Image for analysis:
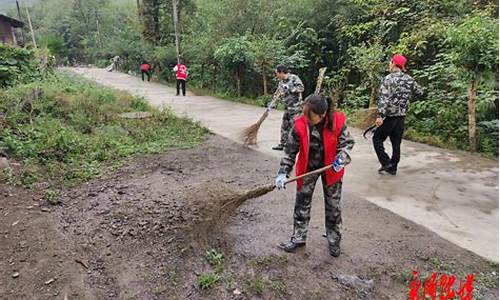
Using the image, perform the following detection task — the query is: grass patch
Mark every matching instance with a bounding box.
[245,276,267,295]
[244,276,288,298]
[205,249,225,274]
[0,71,209,187]
[168,270,177,286]
[45,188,59,205]
[269,278,288,297]
[198,272,220,289]
[249,254,289,268]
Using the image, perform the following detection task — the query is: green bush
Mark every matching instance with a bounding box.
[0,44,45,87]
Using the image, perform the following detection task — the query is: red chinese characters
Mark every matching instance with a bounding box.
[408,270,474,300]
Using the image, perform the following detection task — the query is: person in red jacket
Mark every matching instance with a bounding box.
[275,94,354,257]
[140,61,152,82]
[173,60,188,96]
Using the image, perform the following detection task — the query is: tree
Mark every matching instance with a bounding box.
[447,12,498,152]
[141,0,161,43]
[249,36,285,95]
[214,36,253,97]
[348,39,386,107]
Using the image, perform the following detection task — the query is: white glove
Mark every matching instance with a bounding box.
[275,173,287,189]
[332,157,344,172]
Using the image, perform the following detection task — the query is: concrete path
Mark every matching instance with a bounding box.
[68,67,499,262]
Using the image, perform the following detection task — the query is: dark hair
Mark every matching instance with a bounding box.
[304,94,335,131]
[275,65,288,74]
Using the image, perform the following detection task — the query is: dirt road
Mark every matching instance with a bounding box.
[1,135,498,299]
[69,67,499,262]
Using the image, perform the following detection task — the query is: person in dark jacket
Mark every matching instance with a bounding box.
[373,54,423,175]
[268,65,305,151]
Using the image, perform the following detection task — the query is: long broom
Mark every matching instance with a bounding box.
[239,109,270,146]
[220,164,332,214]
[239,67,328,146]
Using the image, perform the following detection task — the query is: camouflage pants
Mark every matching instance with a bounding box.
[280,108,302,146]
[291,173,343,247]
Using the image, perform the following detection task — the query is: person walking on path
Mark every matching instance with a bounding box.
[107,55,120,72]
[173,60,188,96]
[373,54,423,175]
[268,65,305,151]
[140,61,152,82]
[275,94,354,257]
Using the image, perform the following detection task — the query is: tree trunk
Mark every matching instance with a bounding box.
[261,65,268,95]
[200,64,205,89]
[75,0,90,35]
[152,0,160,43]
[212,65,217,93]
[369,85,378,108]
[467,76,480,152]
[95,9,102,49]
[236,71,241,97]
[136,0,142,17]
[172,0,181,63]
[236,64,244,97]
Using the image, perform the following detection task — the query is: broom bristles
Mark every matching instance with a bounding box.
[239,111,269,146]
[219,183,275,213]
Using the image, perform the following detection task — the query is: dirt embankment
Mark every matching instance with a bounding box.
[1,135,498,299]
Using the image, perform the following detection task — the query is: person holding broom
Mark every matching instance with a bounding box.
[275,94,354,257]
[269,65,305,151]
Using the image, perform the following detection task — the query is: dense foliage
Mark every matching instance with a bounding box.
[13,0,499,155]
[0,44,49,88]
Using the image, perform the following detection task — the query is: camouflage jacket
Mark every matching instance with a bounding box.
[279,121,355,175]
[269,73,305,112]
[377,71,423,118]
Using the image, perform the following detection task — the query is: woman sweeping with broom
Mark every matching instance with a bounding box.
[275,94,355,257]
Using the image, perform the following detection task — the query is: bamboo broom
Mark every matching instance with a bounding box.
[220,164,333,213]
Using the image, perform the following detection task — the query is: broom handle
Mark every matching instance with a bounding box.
[285,165,332,184]
[315,67,327,94]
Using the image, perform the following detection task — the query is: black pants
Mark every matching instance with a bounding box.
[141,70,151,81]
[176,79,186,96]
[372,116,405,171]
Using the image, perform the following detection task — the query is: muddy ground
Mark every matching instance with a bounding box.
[1,134,498,299]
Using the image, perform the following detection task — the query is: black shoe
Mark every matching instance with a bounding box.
[278,241,305,253]
[378,164,392,173]
[386,168,397,175]
[272,144,284,151]
[329,244,341,257]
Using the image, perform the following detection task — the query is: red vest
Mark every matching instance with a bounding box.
[140,63,150,72]
[176,64,188,80]
[294,112,347,191]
